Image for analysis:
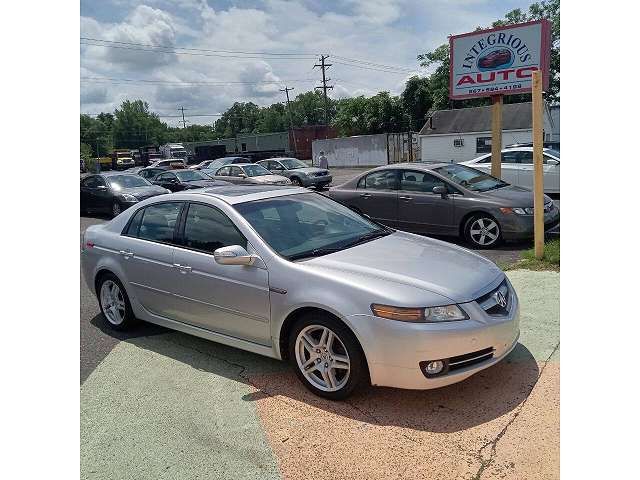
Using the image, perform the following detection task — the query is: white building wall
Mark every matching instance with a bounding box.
[421,130,533,163]
[312,134,388,167]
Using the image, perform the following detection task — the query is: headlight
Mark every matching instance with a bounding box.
[371,304,468,323]
[501,207,533,215]
[120,193,138,202]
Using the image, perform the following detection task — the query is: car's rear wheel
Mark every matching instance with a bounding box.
[97,274,137,331]
[111,201,122,218]
[464,214,502,248]
[288,313,367,400]
[290,177,302,187]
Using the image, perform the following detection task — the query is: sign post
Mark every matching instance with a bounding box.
[532,70,544,259]
[490,95,503,178]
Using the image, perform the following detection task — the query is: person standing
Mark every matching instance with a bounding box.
[318,150,328,169]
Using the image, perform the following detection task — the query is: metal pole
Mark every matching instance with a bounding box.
[532,71,545,259]
[491,95,503,178]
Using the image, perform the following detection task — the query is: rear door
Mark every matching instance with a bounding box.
[349,169,399,227]
[171,202,271,345]
[499,151,521,185]
[396,170,457,234]
[120,202,184,320]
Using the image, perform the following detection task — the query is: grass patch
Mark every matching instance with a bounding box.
[505,238,560,271]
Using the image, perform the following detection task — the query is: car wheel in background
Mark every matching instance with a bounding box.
[290,177,302,187]
[464,214,502,248]
[288,312,368,400]
[97,273,137,331]
[111,201,122,218]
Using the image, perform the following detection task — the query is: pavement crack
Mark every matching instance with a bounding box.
[470,341,560,480]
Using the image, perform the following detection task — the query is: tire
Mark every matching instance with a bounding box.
[464,214,502,248]
[96,273,137,331]
[288,312,368,400]
[290,177,302,187]
[111,201,122,218]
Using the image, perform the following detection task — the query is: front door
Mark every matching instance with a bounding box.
[171,202,271,345]
[349,169,399,227]
[396,170,456,235]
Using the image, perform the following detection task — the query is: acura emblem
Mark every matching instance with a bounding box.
[495,291,507,308]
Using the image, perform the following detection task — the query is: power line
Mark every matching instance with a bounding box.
[80,37,319,57]
[314,55,333,125]
[80,76,317,86]
[332,55,416,73]
[331,60,417,74]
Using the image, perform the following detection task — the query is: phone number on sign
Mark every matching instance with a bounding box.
[466,83,524,94]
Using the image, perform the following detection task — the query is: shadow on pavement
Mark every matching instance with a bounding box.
[90,313,169,341]
[112,328,539,434]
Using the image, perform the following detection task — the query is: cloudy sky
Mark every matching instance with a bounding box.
[80,0,531,126]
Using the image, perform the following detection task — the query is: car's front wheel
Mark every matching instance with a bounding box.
[288,313,368,400]
[97,273,137,331]
[111,201,122,218]
[464,214,502,248]
[290,177,302,187]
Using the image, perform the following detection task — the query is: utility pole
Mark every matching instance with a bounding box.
[179,106,187,128]
[280,86,298,156]
[314,55,333,125]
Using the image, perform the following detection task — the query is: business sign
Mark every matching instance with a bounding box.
[449,20,550,100]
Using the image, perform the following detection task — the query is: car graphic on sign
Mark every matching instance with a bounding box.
[478,48,513,70]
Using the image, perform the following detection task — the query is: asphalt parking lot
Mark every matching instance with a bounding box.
[80,168,560,479]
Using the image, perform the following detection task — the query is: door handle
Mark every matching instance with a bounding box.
[119,250,134,258]
[359,193,371,198]
[173,263,192,273]
[399,196,413,201]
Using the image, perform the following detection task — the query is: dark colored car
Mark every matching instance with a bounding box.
[80,172,171,218]
[478,48,512,69]
[152,169,230,192]
[326,163,559,248]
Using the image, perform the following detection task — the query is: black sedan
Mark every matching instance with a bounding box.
[137,166,169,180]
[80,172,171,218]
[152,169,230,192]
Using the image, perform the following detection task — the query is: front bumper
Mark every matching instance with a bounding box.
[303,175,332,188]
[348,277,520,390]
[500,204,560,240]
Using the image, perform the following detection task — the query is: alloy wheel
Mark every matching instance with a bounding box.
[295,325,351,392]
[100,280,126,325]
[112,202,122,217]
[469,217,500,246]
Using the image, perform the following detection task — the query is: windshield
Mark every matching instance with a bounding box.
[235,193,391,260]
[243,164,271,177]
[176,170,207,182]
[434,164,508,192]
[208,158,232,170]
[545,148,560,159]
[108,175,151,190]
[280,158,307,169]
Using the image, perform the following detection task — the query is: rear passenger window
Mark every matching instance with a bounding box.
[125,209,144,236]
[183,204,246,253]
[138,203,182,244]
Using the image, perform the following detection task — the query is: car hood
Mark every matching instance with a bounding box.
[250,175,290,184]
[477,185,552,206]
[119,185,168,199]
[302,231,503,304]
[290,167,328,175]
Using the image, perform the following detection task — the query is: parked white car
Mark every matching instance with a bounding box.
[462,147,560,194]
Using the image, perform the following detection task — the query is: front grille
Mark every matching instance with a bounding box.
[314,171,328,177]
[475,280,510,316]
[448,347,494,372]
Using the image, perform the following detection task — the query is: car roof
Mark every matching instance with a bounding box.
[94,171,139,177]
[167,185,307,205]
[369,162,451,172]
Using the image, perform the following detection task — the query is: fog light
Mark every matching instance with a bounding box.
[425,360,444,375]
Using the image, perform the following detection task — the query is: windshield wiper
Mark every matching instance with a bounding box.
[287,247,345,261]
[342,229,392,249]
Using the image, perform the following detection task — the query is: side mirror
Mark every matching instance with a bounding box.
[214,245,258,266]
[432,185,448,197]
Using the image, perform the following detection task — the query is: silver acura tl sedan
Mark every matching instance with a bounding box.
[81,185,520,399]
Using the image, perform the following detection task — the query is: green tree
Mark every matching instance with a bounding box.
[213,102,261,137]
[112,100,167,149]
[80,114,111,156]
[332,96,370,136]
[401,76,433,131]
[291,91,334,126]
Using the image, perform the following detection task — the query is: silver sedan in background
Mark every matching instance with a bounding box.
[208,163,291,185]
[81,186,519,399]
[257,157,332,189]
